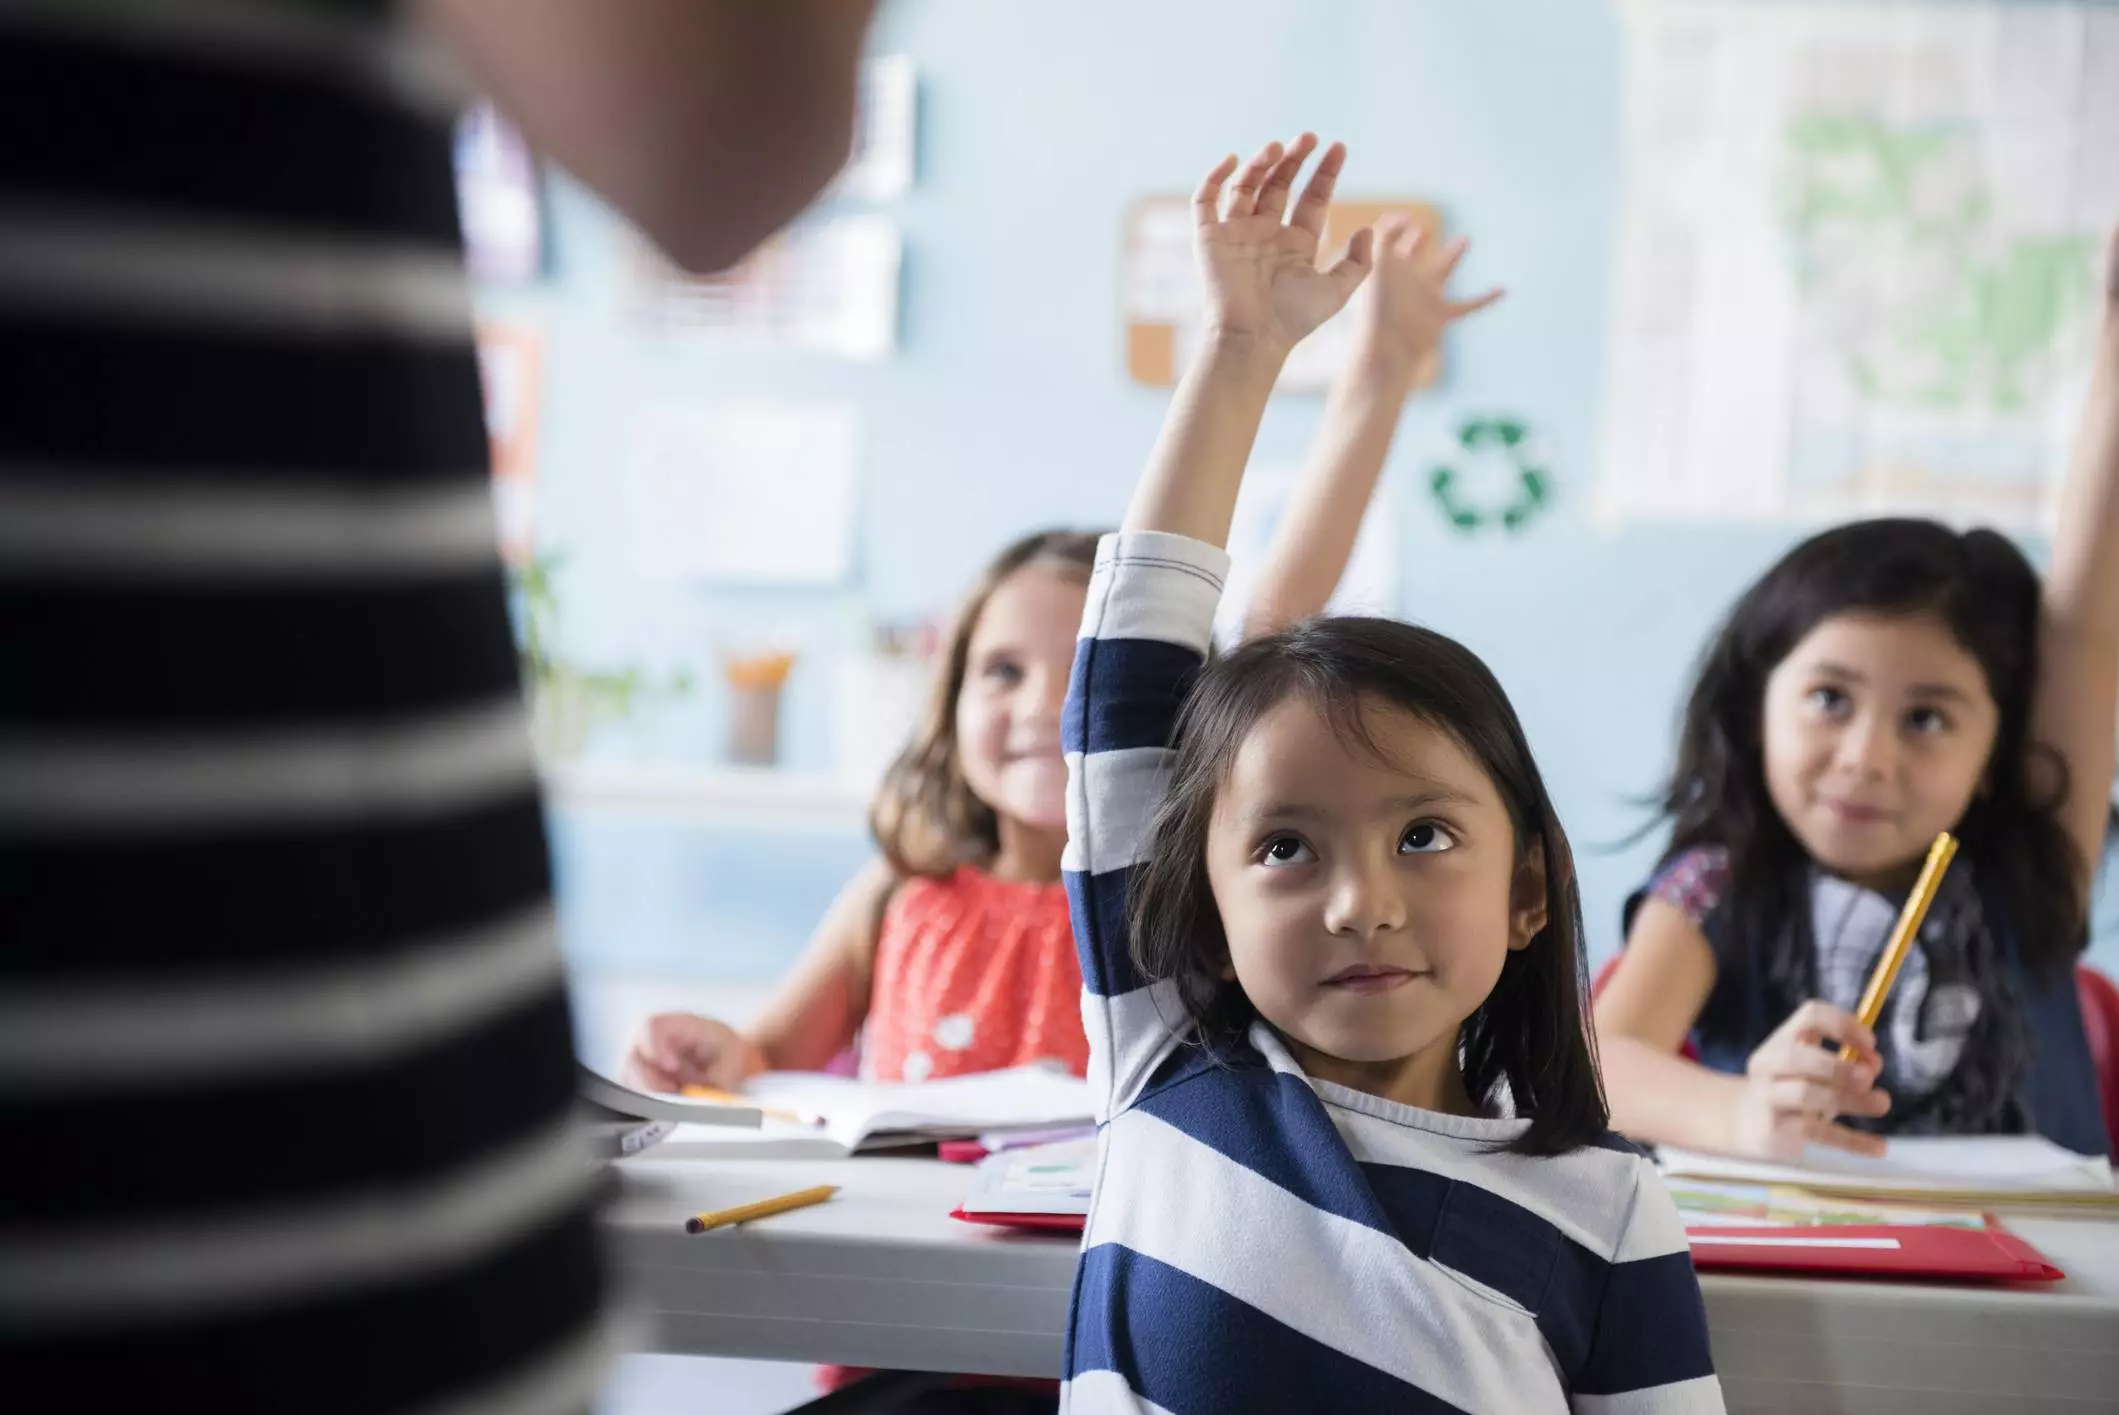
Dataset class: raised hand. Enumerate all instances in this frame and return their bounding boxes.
[1355,216,1505,382]
[1192,133,1374,355]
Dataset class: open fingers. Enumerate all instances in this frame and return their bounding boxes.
[1288,139,1347,239]
[1324,225,1376,303]
[1448,287,1506,319]
[1192,153,1239,228]
[1253,132,1318,223]
[1224,140,1286,220]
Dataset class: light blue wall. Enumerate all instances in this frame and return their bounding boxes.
[479,0,2119,985]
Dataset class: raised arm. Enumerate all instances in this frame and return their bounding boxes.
[1068,135,1373,1118]
[1243,219,1502,638]
[1125,134,1374,545]
[2033,229,2119,896]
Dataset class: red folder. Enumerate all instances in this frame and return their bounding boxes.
[1684,1222,2063,1282]
[950,1206,1086,1233]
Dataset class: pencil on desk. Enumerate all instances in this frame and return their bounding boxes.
[685,1184,840,1234]
[1838,831,1959,1064]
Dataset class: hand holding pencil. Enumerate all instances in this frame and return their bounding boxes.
[1725,832,1958,1162]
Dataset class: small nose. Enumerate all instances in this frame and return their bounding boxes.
[1833,709,1894,781]
[1322,847,1408,939]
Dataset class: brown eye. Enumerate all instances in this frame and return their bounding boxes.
[1260,835,1314,867]
[1399,823,1455,855]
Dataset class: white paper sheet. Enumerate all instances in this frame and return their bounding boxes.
[1659,1134,2116,1195]
[623,399,857,585]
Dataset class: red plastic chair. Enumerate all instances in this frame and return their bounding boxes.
[2077,964,2119,1158]
[1590,955,1702,1062]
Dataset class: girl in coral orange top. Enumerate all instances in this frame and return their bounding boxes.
[620,528,1098,1095]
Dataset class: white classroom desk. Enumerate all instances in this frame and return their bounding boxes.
[605,1154,2119,1414]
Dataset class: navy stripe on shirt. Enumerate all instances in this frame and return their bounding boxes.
[0,1206,602,1415]
[2,788,552,979]
[1063,636,1203,758]
[0,319,487,483]
[1575,1251,1718,1396]
[8,985,578,1221]
[0,26,462,248]
[1071,1242,1469,1415]
[3,569,524,729]
[1065,862,1148,1000]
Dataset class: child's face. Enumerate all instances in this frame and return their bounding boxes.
[1761,610,1999,891]
[1202,693,1546,1092]
[954,561,1085,836]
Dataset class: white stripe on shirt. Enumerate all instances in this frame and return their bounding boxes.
[1078,533,1225,650]
[1328,1097,1645,1262]
[1059,1369,1181,1415]
[0,695,537,831]
[1062,746,1172,878]
[1089,1106,1571,1415]
[0,203,475,338]
[1573,1377,1731,1415]
[0,902,564,1094]
[0,1115,594,1328]
[0,472,501,579]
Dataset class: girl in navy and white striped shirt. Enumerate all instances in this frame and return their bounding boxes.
[1059,133,1722,1415]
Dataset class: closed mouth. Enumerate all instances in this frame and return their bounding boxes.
[1321,964,1423,994]
[1821,798,1893,825]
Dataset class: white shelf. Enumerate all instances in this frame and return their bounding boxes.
[541,761,872,835]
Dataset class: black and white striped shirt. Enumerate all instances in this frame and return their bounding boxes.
[1,4,606,1409]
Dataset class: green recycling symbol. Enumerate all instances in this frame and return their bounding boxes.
[1428,415,1551,534]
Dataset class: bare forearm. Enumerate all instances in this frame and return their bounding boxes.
[1598,1032,1745,1152]
[1244,359,1417,637]
[2048,322,2119,635]
[1124,333,1289,546]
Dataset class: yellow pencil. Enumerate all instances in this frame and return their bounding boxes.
[1838,831,1960,1064]
[684,1184,840,1234]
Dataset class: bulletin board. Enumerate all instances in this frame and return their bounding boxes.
[474,322,542,565]
[1122,196,1445,391]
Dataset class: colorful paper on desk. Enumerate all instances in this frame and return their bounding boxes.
[1666,1179,1988,1230]
[953,1138,1095,1231]
[1658,1135,2116,1203]
[654,1065,1094,1161]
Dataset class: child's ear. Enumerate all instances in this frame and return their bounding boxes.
[1509,838,1551,952]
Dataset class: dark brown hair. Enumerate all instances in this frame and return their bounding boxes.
[1125,616,1609,1156]
[1656,519,2091,985]
[870,528,1102,878]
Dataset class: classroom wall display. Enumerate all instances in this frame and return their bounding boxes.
[1599,0,2119,529]
[474,323,542,565]
[1211,463,1400,646]
[1426,414,1553,536]
[454,103,543,282]
[831,55,918,201]
[627,215,902,359]
[1123,197,1443,391]
[622,398,859,586]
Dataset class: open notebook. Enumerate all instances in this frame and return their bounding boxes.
[651,1065,1095,1160]
[574,1062,760,1159]
[1656,1135,2118,1206]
